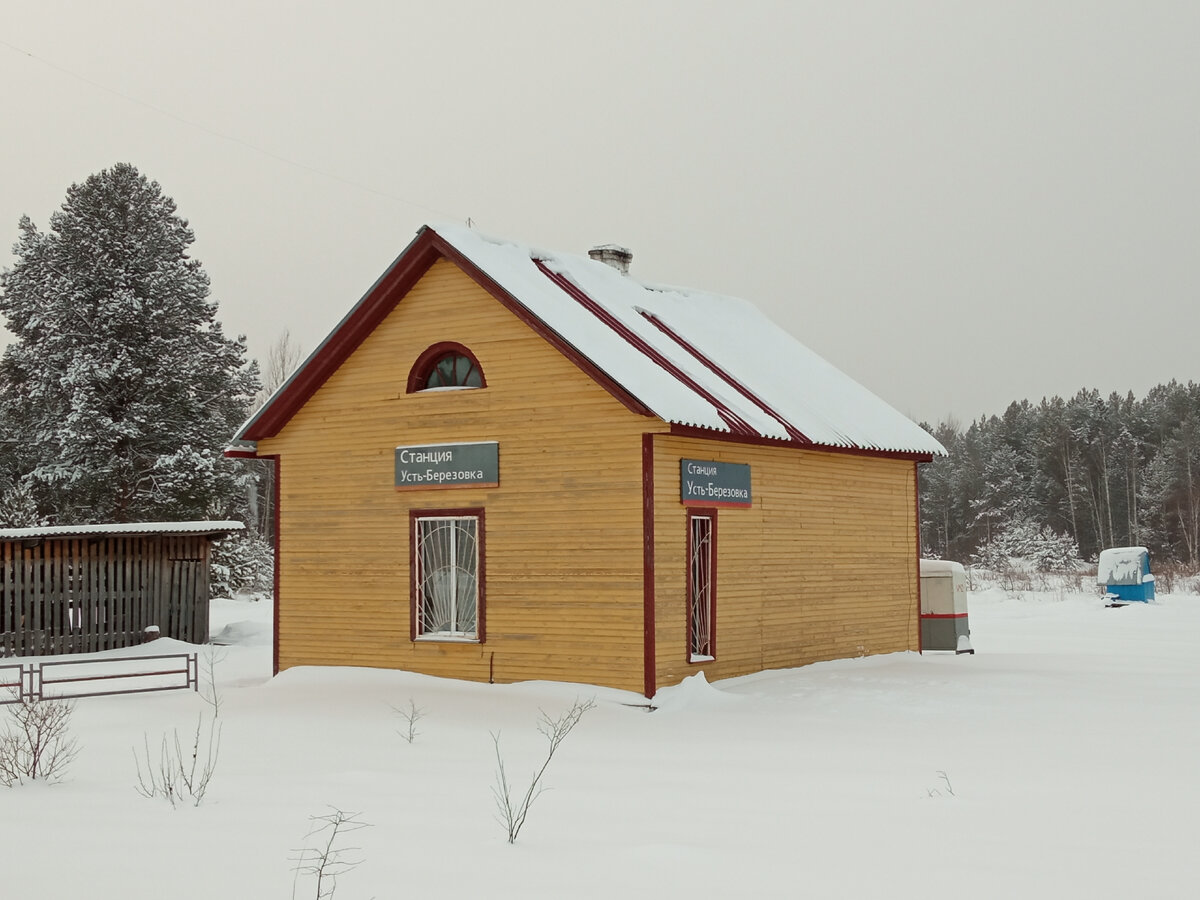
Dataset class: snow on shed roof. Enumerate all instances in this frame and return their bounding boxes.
[1096,546,1149,585]
[920,559,967,576]
[235,224,945,457]
[0,520,244,541]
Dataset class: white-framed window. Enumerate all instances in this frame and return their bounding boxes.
[412,511,483,641]
[688,510,716,661]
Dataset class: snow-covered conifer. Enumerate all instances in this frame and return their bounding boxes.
[0,163,259,523]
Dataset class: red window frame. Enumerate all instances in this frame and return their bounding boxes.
[409,507,486,643]
[687,508,717,662]
[406,342,487,393]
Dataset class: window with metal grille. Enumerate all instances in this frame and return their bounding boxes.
[413,512,483,640]
[688,511,716,661]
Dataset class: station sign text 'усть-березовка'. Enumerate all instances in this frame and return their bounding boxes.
[680,458,751,508]
[395,441,499,489]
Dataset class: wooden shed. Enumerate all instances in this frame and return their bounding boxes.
[0,521,242,657]
[228,225,946,697]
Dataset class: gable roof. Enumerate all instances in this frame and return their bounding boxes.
[232,224,945,457]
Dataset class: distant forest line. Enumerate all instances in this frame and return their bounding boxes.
[918,380,1200,569]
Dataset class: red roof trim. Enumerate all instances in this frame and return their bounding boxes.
[241,228,443,441]
[239,228,654,442]
[639,311,813,445]
[436,241,654,418]
[535,261,757,438]
[667,423,933,462]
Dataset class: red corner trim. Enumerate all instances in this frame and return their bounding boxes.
[642,433,657,699]
[914,460,923,654]
[639,311,812,445]
[223,448,260,459]
[241,227,654,441]
[534,260,758,438]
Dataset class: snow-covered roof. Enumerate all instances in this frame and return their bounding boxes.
[920,559,966,577]
[0,520,245,541]
[1096,546,1149,585]
[235,224,946,456]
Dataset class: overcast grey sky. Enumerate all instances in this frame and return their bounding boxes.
[3,1,1198,426]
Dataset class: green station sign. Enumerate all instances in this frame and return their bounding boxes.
[680,458,752,508]
[395,441,499,489]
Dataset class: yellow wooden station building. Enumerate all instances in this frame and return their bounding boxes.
[228,225,945,697]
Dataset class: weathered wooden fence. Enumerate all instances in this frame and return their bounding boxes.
[0,532,214,657]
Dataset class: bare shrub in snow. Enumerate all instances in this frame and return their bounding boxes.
[200,647,228,718]
[0,692,79,786]
[491,697,595,844]
[1152,561,1200,595]
[393,698,424,744]
[291,807,371,900]
[133,714,222,807]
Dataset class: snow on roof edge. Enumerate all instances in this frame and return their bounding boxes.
[0,520,246,540]
[233,221,946,457]
[435,223,945,457]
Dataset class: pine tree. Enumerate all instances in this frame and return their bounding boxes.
[0,163,259,524]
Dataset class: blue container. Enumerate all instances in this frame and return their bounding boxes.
[1097,547,1155,602]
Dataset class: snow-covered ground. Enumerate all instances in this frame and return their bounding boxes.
[3,587,1198,899]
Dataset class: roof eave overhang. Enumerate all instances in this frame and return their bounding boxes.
[667,423,936,462]
[224,443,260,459]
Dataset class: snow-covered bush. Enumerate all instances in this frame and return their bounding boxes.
[211,530,273,599]
[0,478,44,528]
[972,517,1081,573]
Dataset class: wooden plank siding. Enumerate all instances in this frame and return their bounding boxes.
[257,259,664,693]
[651,435,919,689]
[0,535,212,657]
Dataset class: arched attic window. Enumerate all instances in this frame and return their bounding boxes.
[407,342,487,393]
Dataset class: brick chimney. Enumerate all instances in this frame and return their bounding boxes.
[588,244,633,275]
